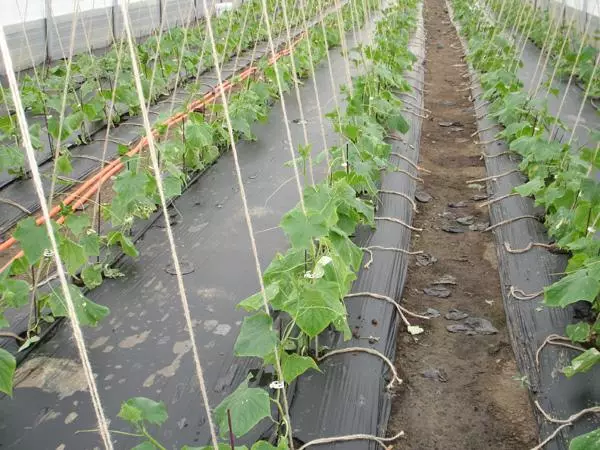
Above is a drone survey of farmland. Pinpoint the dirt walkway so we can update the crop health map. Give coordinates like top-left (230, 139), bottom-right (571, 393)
top-left (388, 0), bottom-right (538, 448)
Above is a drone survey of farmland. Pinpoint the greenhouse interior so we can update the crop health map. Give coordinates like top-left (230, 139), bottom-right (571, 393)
top-left (0, 0), bottom-right (599, 448)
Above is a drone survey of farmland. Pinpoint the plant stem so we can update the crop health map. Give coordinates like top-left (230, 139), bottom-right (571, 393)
top-left (227, 409), bottom-right (236, 450)
top-left (142, 427), bottom-right (167, 450)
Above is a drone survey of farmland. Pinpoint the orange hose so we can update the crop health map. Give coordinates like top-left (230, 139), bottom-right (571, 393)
top-left (0, 34), bottom-right (304, 272)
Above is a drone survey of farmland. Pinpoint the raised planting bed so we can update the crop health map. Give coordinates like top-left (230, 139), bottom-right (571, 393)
top-left (448, 0), bottom-right (600, 447)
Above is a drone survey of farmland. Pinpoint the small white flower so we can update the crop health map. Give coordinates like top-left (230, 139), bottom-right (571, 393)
top-left (269, 381), bottom-right (284, 389)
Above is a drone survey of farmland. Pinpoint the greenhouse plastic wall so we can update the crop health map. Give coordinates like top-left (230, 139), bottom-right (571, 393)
top-left (526, 0), bottom-right (600, 43)
top-left (0, 0), bottom-right (235, 74)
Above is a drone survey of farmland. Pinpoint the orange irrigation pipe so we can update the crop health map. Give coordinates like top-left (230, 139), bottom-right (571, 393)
top-left (0, 32), bottom-right (306, 272)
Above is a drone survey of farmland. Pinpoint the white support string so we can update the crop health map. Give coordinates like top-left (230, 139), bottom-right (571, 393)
top-left (117, 2), bottom-right (220, 448)
top-left (333, 0), bottom-right (354, 91)
top-left (257, 0), bottom-right (308, 213)
top-left (541, 12), bottom-right (578, 102)
top-left (0, 25), bottom-right (114, 450)
top-left (316, 0), bottom-right (345, 151)
top-left (278, 0), bottom-right (316, 185)
top-left (509, 2), bottom-right (536, 73)
top-left (93, 35), bottom-right (128, 235)
top-left (548, 16), bottom-right (592, 141)
top-left (531, 1), bottom-right (567, 99)
top-left (525, 1), bottom-right (558, 97)
top-left (45, 0), bottom-right (81, 208)
top-left (167, 0), bottom-right (201, 113)
top-left (297, 0), bottom-right (332, 173)
top-left (566, 52), bottom-right (600, 147)
top-left (478, 0), bottom-right (511, 66)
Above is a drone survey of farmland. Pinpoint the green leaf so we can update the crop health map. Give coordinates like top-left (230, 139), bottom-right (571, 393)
top-left (327, 230), bottom-right (363, 272)
top-left (234, 313), bottom-right (278, 358)
top-left (544, 268), bottom-right (600, 307)
top-left (566, 322), bottom-right (591, 343)
top-left (251, 442), bottom-right (279, 450)
top-left (569, 428), bottom-right (600, 450)
top-left (65, 111), bottom-right (85, 132)
top-left (186, 120), bottom-right (214, 148)
top-left (214, 376), bottom-right (271, 438)
top-left (56, 154), bottom-right (73, 175)
top-left (13, 217), bottom-right (50, 263)
top-left (47, 284), bottom-right (109, 326)
top-left (58, 236), bottom-right (87, 275)
top-left (0, 348), bottom-right (16, 396)
top-left (81, 264), bottom-right (103, 289)
top-left (18, 335), bottom-right (40, 352)
top-left (281, 353), bottom-right (319, 383)
top-left (237, 283), bottom-right (279, 312)
top-left (280, 208), bottom-right (330, 249)
top-left (563, 348), bottom-right (600, 378)
top-left (293, 285), bottom-right (345, 338)
top-left (9, 256), bottom-right (30, 276)
top-left (163, 175), bottom-right (182, 198)
top-left (107, 231), bottom-right (139, 258)
top-left (386, 112), bottom-right (409, 134)
top-left (118, 397), bottom-right (168, 426)
top-left (0, 279), bottom-right (30, 308)
top-left (81, 232), bottom-right (100, 257)
top-left (514, 177), bottom-right (545, 197)
top-left (184, 445), bottom-right (248, 450)
top-left (131, 442), bottom-right (158, 450)
top-left (65, 214), bottom-right (90, 236)
top-left (251, 439), bottom-right (288, 450)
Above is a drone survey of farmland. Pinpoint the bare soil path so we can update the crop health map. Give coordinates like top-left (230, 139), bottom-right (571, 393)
top-left (388, 0), bottom-right (538, 447)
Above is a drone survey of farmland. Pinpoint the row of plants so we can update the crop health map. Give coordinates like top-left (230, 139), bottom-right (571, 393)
top-left (485, 0), bottom-right (599, 100)
top-left (0, 0), bottom-right (328, 182)
top-left (452, 0), bottom-right (600, 446)
top-left (172, 0), bottom-right (418, 447)
top-left (0, 0), bottom-right (378, 402)
top-left (104, 0), bottom-right (420, 447)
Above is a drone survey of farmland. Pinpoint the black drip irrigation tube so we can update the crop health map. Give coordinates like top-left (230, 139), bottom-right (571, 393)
top-left (446, 1), bottom-right (600, 448)
top-left (289, 5), bottom-right (426, 448)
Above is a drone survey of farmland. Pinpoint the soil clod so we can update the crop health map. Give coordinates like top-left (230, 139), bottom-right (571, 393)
top-left (441, 224), bottom-right (466, 233)
top-left (423, 286), bottom-right (452, 298)
top-left (445, 308), bottom-right (469, 320)
top-left (432, 274), bottom-right (457, 285)
top-left (424, 307), bottom-right (441, 318)
top-left (447, 317), bottom-right (498, 335)
top-left (422, 368), bottom-right (449, 382)
top-left (416, 253), bottom-right (437, 266)
top-left (456, 215), bottom-right (475, 225)
top-left (415, 189), bottom-right (433, 203)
